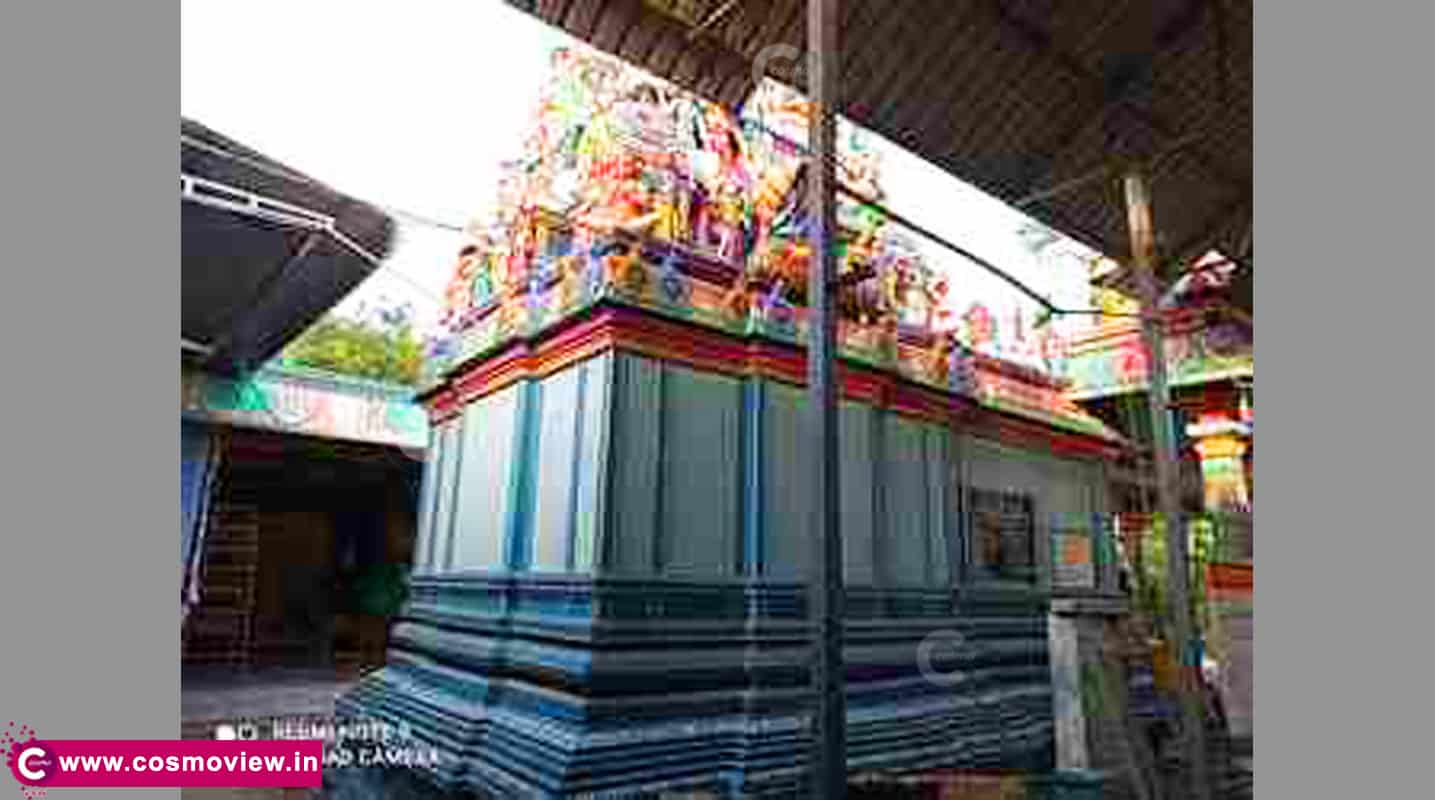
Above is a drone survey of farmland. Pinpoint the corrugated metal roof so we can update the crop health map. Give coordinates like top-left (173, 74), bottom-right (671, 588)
top-left (181, 118), bottom-right (398, 374)
top-left (507, 0), bottom-right (1252, 309)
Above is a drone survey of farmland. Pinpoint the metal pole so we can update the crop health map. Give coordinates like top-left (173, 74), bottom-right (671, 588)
top-left (807, 0), bottom-right (845, 796)
top-left (1124, 169), bottom-right (1211, 800)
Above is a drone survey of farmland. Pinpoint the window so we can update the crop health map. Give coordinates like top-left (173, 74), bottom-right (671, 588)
top-left (966, 487), bottom-right (1036, 581)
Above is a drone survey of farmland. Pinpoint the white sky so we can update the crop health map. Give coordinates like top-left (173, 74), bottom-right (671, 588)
top-left (181, 0), bottom-right (1101, 354)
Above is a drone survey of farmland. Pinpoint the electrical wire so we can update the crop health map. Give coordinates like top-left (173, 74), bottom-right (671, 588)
top-left (380, 205), bottom-right (468, 233)
top-left (327, 224), bottom-right (449, 306)
top-left (741, 119), bottom-right (1141, 320)
top-left (187, 120), bottom-right (1140, 321)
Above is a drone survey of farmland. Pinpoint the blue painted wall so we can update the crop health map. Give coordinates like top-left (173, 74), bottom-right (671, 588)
top-left (839, 401), bottom-right (878, 585)
top-left (530, 356), bottom-right (611, 573)
top-left (421, 421), bottom-right (462, 572)
top-left (605, 353), bottom-right (661, 574)
top-left (453, 386), bottom-right (520, 570)
top-left (412, 352), bottom-right (1107, 589)
top-left (347, 350), bottom-right (1114, 797)
top-left (412, 423), bottom-right (441, 571)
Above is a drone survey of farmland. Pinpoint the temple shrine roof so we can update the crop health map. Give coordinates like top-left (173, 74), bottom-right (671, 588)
top-left (421, 47), bottom-right (1124, 445)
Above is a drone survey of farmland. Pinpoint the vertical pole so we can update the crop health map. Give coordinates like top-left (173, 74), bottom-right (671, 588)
top-left (807, 0), bottom-right (845, 796)
top-left (1124, 169), bottom-right (1211, 800)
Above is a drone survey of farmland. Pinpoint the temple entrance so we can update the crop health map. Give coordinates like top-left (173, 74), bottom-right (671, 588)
top-left (181, 426), bottom-right (420, 737)
top-left (185, 426), bottom-right (419, 672)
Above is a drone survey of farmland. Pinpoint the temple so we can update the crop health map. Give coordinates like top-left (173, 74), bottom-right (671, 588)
top-left (1065, 251), bottom-right (1254, 747)
top-left (337, 48), bottom-right (1132, 797)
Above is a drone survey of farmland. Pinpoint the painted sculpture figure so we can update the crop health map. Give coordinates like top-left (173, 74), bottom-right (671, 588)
top-left (339, 46), bottom-right (1126, 798)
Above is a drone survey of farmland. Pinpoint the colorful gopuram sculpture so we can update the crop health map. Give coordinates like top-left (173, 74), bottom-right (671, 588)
top-left (340, 46), bottom-right (1127, 798)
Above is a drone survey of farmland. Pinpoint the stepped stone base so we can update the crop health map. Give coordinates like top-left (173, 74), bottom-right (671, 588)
top-left (336, 575), bottom-right (1057, 798)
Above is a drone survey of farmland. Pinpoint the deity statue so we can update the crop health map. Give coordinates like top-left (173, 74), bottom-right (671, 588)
top-left (928, 275), bottom-right (956, 332)
top-left (896, 261), bottom-right (933, 330)
top-left (965, 304), bottom-right (994, 354)
top-left (926, 335), bottom-right (955, 385)
top-left (555, 253), bottom-right (584, 310)
top-left (442, 244), bottom-right (482, 327)
top-left (722, 269), bottom-right (766, 325)
top-left (770, 239), bottom-right (811, 304)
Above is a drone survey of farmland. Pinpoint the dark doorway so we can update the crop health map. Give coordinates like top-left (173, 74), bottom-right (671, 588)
top-left (183, 427), bottom-right (421, 674)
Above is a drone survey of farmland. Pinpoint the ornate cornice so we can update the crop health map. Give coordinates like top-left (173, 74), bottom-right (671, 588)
top-left (425, 305), bottom-right (1125, 459)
